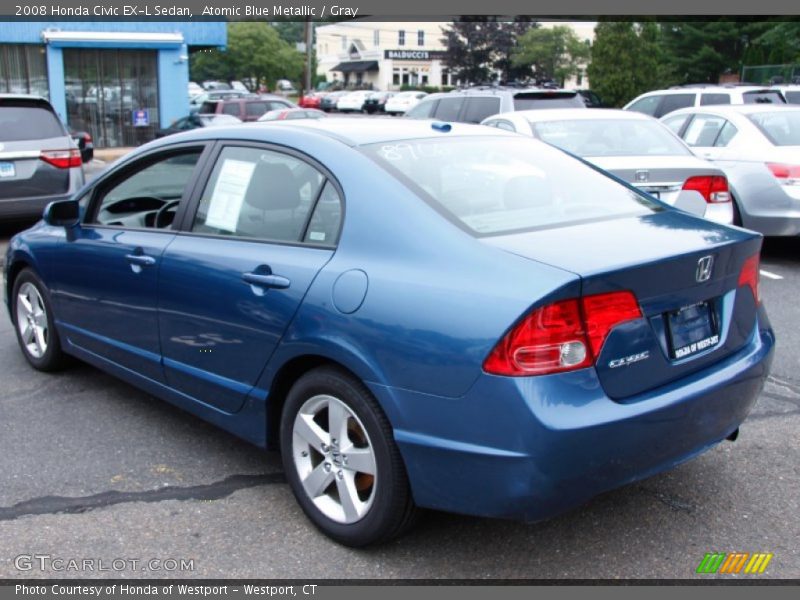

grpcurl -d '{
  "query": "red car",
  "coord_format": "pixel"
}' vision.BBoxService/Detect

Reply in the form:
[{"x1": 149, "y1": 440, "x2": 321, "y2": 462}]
[{"x1": 298, "y1": 92, "x2": 325, "y2": 109}]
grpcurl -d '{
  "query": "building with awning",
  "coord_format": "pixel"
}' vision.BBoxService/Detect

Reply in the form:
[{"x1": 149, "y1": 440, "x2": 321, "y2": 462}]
[
  {"x1": 317, "y1": 22, "x2": 456, "y2": 91},
  {"x1": 0, "y1": 21, "x2": 226, "y2": 147}
]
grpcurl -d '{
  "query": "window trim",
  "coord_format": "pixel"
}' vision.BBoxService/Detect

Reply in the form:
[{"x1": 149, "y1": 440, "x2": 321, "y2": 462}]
[
  {"x1": 81, "y1": 141, "x2": 213, "y2": 234},
  {"x1": 174, "y1": 140, "x2": 346, "y2": 250}
]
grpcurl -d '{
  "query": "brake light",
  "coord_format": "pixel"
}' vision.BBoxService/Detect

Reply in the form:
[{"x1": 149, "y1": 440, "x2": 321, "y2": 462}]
[
  {"x1": 682, "y1": 175, "x2": 731, "y2": 203},
  {"x1": 39, "y1": 149, "x2": 81, "y2": 169},
  {"x1": 766, "y1": 162, "x2": 800, "y2": 186},
  {"x1": 738, "y1": 254, "x2": 761, "y2": 305},
  {"x1": 483, "y1": 291, "x2": 642, "y2": 376}
]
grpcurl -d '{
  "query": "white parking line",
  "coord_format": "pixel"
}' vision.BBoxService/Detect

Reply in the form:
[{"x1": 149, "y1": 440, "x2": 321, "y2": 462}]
[{"x1": 760, "y1": 269, "x2": 783, "y2": 280}]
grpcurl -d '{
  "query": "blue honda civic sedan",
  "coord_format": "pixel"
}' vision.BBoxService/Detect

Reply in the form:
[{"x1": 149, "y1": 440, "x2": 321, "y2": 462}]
[{"x1": 3, "y1": 119, "x2": 774, "y2": 546}]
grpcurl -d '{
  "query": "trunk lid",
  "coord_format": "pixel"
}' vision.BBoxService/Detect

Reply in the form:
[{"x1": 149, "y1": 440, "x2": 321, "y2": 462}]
[
  {"x1": 484, "y1": 210, "x2": 761, "y2": 400},
  {"x1": 588, "y1": 155, "x2": 724, "y2": 207}
]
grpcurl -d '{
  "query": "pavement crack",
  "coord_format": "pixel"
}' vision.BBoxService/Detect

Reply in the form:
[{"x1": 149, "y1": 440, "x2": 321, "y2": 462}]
[
  {"x1": 639, "y1": 487, "x2": 695, "y2": 514},
  {"x1": 0, "y1": 473, "x2": 284, "y2": 522}
]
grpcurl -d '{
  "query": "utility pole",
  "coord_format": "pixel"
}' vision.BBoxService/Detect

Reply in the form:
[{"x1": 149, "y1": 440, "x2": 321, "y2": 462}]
[{"x1": 304, "y1": 19, "x2": 313, "y2": 94}]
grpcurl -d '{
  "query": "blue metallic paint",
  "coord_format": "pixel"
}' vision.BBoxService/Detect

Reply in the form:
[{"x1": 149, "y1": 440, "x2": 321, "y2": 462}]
[{"x1": 3, "y1": 120, "x2": 775, "y2": 521}]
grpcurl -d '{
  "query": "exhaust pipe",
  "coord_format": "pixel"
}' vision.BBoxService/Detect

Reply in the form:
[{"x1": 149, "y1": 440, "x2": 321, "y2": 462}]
[{"x1": 726, "y1": 428, "x2": 739, "y2": 442}]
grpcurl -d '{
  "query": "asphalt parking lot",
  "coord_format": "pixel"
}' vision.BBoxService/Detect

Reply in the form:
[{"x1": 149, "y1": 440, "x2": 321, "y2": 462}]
[{"x1": 0, "y1": 173, "x2": 798, "y2": 579}]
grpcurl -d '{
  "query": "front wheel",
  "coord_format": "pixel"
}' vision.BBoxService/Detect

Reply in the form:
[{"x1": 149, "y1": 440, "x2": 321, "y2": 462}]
[
  {"x1": 11, "y1": 268, "x2": 69, "y2": 371},
  {"x1": 280, "y1": 367, "x2": 417, "y2": 546}
]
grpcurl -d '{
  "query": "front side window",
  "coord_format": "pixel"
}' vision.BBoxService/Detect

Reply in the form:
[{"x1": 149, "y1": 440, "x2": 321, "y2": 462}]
[
  {"x1": 626, "y1": 95, "x2": 662, "y2": 116},
  {"x1": 93, "y1": 150, "x2": 203, "y2": 228},
  {"x1": 462, "y1": 98, "x2": 502, "y2": 123},
  {"x1": 433, "y1": 97, "x2": 465, "y2": 121},
  {"x1": 191, "y1": 146, "x2": 334, "y2": 244},
  {"x1": 363, "y1": 137, "x2": 659, "y2": 236}
]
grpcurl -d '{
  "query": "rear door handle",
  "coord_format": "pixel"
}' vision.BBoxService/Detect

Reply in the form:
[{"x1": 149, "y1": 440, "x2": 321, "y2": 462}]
[{"x1": 242, "y1": 272, "x2": 291, "y2": 290}]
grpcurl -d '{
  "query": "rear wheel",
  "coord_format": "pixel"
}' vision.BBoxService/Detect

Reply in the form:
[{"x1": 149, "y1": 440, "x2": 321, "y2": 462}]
[
  {"x1": 280, "y1": 366, "x2": 417, "y2": 546},
  {"x1": 11, "y1": 268, "x2": 68, "y2": 371}
]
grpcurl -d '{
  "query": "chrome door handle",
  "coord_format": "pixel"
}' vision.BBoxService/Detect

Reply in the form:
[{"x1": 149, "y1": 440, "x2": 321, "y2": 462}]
[
  {"x1": 242, "y1": 272, "x2": 291, "y2": 290},
  {"x1": 125, "y1": 254, "x2": 156, "y2": 267}
]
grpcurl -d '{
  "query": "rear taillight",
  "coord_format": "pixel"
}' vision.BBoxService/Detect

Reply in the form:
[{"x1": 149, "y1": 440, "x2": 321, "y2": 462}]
[
  {"x1": 738, "y1": 254, "x2": 761, "y2": 305},
  {"x1": 682, "y1": 175, "x2": 731, "y2": 203},
  {"x1": 483, "y1": 291, "x2": 642, "y2": 376},
  {"x1": 766, "y1": 162, "x2": 800, "y2": 186},
  {"x1": 39, "y1": 149, "x2": 81, "y2": 169}
]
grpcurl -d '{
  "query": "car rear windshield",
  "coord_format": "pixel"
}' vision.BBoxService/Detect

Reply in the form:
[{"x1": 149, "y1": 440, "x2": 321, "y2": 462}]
[
  {"x1": 0, "y1": 103, "x2": 65, "y2": 141},
  {"x1": 531, "y1": 118, "x2": 691, "y2": 157},
  {"x1": 362, "y1": 137, "x2": 660, "y2": 236},
  {"x1": 742, "y1": 91, "x2": 786, "y2": 104},
  {"x1": 513, "y1": 92, "x2": 584, "y2": 110},
  {"x1": 747, "y1": 110, "x2": 800, "y2": 145}
]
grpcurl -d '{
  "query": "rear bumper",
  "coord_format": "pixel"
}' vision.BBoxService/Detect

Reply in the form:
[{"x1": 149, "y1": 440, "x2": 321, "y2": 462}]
[
  {"x1": 0, "y1": 193, "x2": 72, "y2": 221},
  {"x1": 370, "y1": 311, "x2": 774, "y2": 521}
]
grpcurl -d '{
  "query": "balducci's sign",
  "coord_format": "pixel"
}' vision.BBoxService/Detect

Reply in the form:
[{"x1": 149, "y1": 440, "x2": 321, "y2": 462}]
[{"x1": 384, "y1": 50, "x2": 447, "y2": 60}]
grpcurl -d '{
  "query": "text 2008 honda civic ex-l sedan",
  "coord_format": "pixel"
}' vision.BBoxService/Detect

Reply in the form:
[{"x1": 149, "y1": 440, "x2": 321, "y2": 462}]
[{"x1": 3, "y1": 119, "x2": 774, "y2": 547}]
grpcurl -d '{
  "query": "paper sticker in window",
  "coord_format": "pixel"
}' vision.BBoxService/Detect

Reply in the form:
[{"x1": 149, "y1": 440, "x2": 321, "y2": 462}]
[{"x1": 204, "y1": 158, "x2": 256, "y2": 232}]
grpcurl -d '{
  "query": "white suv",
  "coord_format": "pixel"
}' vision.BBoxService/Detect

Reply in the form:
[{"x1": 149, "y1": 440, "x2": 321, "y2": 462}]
[
  {"x1": 624, "y1": 85, "x2": 785, "y2": 118},
  {"x1": 772, "y1": 85, "x2": 800, "y2": 104}
]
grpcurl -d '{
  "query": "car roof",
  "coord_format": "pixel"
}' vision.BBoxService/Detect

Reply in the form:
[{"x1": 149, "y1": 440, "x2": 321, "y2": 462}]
[
  {"x1": 663, "y1": 104, "x2": 800, "y2": 117},
  {"x1": 0, "y1": 93, "x2": 51, "y2": 102},
  {"x1": 638, "y1": 85, "x2": 775, "y2": 97},
  {"x1": 491, "y1": 108, "x2": 648, "y2": 122},
  {"x1": 163, "y1": 117, "x2": 517, "y2": 148}
]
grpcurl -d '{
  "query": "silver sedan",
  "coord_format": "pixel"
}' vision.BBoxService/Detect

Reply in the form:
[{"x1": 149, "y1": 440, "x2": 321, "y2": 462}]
[
  {"x1": 482, "y1": 108, "x2": 734, "y2": 225},
  {"x1": 662, "y1": 104, "x2": 800, "y2": 236}
]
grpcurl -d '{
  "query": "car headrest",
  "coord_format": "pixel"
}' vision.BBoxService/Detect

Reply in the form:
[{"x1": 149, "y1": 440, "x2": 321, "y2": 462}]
[{"x1": 244, "y1": 162, "x2": 301, "y2": 211}]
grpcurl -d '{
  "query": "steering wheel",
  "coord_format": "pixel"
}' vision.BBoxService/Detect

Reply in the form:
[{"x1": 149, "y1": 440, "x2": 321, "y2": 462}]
[{"x1": 154, "y1": 200, "x2": 181, "y2": 229}]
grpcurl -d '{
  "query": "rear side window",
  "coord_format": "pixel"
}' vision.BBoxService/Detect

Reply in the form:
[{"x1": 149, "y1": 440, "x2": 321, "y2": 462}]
[
  {"x1": 700, "y1": 93, "x2": 730, "y2": 105},
  {"x1": 245, "y1": 102, "x2": 269, "y2": 117},
  {"x1": 655, "y1": 94, "x2": 695, "y2": 117},
  {"x1": 303, "y1": 181, "x2": 343, "y2": 245},
  {"x1": 0, "y1": 103, "x2": 65, "y2": 141},
  {"x1": 743, "y1": 91, "x2": 785, "y2": 105},
  {"x1": 200, "y1": 101, "x2": 218, "y2": 114},
  {"x1": 462, "y1": 98, "x2": 502, "y2": 123},
  {"x1": 784, "y1": 91, "x2": 800, "y2": 104},
  {"x1": 434, "y1": 97, "x2": 465, "y2": 121},
  {"x1": 683, "y1": 114, "x2": 726, "y2": 146},
  {"x1": 191, "y1": 146, "x2": 328, "y2": 243},
  {"x1": 363, "y1": 137, "x2": 659, "y2": 236},
  {"x1": 513, "y1": 92, "x2": 584, "y2": 110},
  {"x1": 222, "y1": 103, "x2": 241, "y2": 116},
  {"x1": 715, "y1": 121, "x2": 738, "y2": 147}
]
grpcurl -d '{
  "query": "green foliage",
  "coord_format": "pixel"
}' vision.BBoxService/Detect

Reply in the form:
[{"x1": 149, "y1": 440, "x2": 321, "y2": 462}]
[
  {"x1": 190, "y1": 23, "x2": 304, "y2": 90},
  {"x1": 512, "y1": 26, "x2": 590, "y2": 86},
  {"x1": 440, "y1": 18, "x2": 538, "y2": 84},
  {"x1": 586, "y1": 21, "x2": 670, "y2": 107},
  {"x1": 659, "y1": 20, "x2": 751, "y2": 84}
]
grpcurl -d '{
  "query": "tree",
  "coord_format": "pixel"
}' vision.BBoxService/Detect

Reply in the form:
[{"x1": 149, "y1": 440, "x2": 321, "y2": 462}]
[
  {"x1": 512, "y1": 25, "x2": 590, "y2": 86},
  {"x1": 190, "y1": 23, "x2": 303, "y2": 90},
  {"x1": 586, "y1": 21, "x2": 667, "y2": 107},
  {"x1": 659, "y1": 20, "x2": 751, "y2": 84},
  {"x1": 440, "y1": 19, "x2": 538, "y2": 85}
]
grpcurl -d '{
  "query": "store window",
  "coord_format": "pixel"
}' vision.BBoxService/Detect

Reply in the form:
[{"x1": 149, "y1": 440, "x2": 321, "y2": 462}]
[
  {"x1": 418, "y1": 31, "x2": 425, "y2": 46},
  {"x1": 0, "y1": 44, "x2": 49, "y2": 98},
  {"x1": 398, "y1": 30, "x2": 405, "y2": 46},
  {"x1": 64, "y1": 48, "x2": 159, "y2": 148}
]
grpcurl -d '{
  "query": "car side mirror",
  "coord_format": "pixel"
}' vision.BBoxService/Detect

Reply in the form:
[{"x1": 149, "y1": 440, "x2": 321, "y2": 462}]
[{"x1": 43, "y1": 199, "x2": 80, "y2": 228}]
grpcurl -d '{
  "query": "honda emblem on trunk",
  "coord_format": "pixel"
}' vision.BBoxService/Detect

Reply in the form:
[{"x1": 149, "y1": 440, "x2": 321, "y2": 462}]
[
  {"x1": 635, "y1": 169, "x2": 649, "y2": 182},
  {"x1": 696, "y1": 256, "x2": 714, "y2": 283}
]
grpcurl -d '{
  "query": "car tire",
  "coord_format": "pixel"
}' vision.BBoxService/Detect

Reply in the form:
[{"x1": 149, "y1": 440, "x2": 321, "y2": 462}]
[
  {"x1": 732, "y1": 197, "x2": 743, "y2": 227},
  {"x1": 280, "y1": 366, "x2": 417, "y2": 547},
  {"x1": 11, "y1": 268, "x2": 69, "y2": 371}
]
